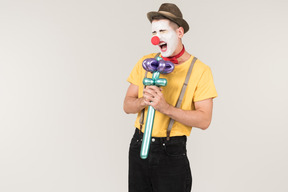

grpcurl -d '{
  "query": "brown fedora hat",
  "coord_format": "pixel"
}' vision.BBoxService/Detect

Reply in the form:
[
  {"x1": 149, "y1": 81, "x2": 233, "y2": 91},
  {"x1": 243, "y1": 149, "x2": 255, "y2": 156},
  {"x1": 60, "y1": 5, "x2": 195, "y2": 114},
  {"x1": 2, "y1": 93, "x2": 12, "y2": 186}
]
[{"x1": 147, "y1": 3, "x2": 189, "y2": 33}]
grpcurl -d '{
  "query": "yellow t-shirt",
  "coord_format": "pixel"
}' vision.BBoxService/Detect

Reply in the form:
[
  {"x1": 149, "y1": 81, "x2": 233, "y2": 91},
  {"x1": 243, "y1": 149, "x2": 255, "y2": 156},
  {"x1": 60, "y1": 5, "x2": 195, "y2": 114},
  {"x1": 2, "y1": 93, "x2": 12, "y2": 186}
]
[{"x1": 127, "y1": 53, "x2": 218, "y2": 137}]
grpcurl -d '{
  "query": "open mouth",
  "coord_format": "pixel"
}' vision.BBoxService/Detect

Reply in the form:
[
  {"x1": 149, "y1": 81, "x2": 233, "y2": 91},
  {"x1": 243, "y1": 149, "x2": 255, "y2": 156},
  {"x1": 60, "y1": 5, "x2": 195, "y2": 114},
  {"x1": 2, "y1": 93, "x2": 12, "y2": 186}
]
[{"x1": 159, "y1": 41, "x2": 167, "y2": 52}]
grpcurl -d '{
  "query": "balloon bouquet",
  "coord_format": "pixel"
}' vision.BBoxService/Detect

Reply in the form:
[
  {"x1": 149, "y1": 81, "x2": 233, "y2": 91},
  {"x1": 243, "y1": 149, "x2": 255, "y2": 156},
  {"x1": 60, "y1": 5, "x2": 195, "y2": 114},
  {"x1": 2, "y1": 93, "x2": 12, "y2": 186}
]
[{"x1": 140, "y1": 36, "x2": 175, "y2": 159}]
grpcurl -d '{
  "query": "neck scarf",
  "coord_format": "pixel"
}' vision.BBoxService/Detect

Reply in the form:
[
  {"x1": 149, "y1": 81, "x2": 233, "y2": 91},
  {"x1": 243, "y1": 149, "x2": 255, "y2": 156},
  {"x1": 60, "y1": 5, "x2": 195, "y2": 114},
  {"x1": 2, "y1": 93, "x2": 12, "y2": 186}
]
[{"x1": 162, "y1": 45, "x2": 185, "y2": 64}]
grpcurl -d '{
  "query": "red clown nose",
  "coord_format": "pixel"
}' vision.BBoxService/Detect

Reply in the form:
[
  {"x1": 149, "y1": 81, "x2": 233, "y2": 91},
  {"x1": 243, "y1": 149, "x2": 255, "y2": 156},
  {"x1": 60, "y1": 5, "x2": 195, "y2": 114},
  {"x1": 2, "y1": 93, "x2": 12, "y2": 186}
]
[{"x1": 151, "y1": 36, "x2": 160, "y2": 45}]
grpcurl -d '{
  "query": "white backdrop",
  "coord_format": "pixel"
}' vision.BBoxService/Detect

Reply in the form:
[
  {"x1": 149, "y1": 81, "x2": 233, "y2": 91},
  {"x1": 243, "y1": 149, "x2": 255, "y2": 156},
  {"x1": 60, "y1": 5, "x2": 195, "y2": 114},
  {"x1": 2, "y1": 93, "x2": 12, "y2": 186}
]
[{"x1": 0, "y1": 0, "x2": 287, "y2": 191}]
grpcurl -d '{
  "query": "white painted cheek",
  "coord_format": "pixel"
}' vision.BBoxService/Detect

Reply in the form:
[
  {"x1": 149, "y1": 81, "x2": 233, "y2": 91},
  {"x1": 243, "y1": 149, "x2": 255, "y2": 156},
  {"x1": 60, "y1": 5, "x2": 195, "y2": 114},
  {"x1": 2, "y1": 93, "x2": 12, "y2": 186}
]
[{"x1": 161, "y1": 31, "x2": 178, "y2": 57}]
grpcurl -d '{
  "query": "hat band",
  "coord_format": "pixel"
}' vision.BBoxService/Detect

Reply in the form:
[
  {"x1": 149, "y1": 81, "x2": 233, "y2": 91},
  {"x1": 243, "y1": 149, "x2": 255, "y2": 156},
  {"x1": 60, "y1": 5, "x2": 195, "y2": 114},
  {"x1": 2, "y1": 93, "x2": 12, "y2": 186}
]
[{"x1": 158, "y1": 11, "x2": 181, "y2": 19}]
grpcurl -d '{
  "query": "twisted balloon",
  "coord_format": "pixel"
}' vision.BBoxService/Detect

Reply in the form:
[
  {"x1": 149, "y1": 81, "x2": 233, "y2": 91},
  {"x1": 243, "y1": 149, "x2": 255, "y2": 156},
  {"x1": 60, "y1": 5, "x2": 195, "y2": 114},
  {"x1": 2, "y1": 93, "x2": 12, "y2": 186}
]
[
  {"x1": 142, "y1": 58, "x2": 174, "y2": 74},
  {"x1": 140, "y1": 57, "x2": 174, "y2": 159}
]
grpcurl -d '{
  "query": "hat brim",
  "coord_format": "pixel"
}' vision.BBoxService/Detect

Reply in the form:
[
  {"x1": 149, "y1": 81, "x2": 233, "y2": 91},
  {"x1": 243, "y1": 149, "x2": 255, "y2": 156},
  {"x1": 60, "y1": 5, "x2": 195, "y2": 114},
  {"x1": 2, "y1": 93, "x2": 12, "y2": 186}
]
[{"x1": 147, "y1": 11, "x2": 189, "y2": 33}]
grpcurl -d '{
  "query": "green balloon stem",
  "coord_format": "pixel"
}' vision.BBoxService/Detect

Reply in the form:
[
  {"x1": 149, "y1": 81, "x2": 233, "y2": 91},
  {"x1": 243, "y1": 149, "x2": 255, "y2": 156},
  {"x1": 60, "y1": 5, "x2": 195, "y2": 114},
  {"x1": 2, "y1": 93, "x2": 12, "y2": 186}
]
[{"x1": 140, "y1": 71, "x2": 166, "y2": 159}]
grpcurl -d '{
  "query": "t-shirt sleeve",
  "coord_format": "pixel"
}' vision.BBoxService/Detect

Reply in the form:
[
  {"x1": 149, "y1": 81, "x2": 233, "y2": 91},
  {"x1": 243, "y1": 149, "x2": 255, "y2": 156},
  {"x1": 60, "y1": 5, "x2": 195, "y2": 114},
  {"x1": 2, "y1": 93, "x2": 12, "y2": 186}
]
[
  {"x1": 127, "y1": 58, "x2": 142, "y2": 86},
  {"x1": 193, "y1": 66, "x2": 218, "y2": 102}
]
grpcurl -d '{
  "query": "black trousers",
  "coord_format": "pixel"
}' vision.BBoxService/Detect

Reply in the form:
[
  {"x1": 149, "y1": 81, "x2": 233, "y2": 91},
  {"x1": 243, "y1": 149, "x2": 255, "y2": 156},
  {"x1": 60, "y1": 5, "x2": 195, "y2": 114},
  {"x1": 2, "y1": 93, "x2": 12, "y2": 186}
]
[{"x1": 129, "y1": 128, "x2": 192, "y2": 192}]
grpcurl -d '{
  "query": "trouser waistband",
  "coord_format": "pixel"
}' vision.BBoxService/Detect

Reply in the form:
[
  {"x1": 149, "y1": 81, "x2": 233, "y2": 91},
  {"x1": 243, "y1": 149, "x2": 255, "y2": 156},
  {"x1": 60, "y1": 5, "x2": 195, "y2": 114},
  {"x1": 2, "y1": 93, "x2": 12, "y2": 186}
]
[{"x1": 133, "y1": 128, "x2": 187, "y2": 144}]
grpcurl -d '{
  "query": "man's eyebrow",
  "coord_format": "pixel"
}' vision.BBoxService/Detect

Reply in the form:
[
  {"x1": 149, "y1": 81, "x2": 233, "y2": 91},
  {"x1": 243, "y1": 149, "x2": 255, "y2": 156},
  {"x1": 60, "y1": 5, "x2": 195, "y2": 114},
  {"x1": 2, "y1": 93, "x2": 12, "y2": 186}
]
[{"x1": 152, "y1": 31, "x2": 156, "y2": 33}]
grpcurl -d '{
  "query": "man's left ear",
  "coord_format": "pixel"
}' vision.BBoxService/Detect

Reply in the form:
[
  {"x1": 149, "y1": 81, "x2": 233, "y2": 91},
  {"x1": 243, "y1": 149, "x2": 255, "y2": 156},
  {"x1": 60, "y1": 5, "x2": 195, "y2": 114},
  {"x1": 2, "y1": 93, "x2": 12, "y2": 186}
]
[{"x1": 177, "y1": 27, "x2": 184, "y2": 38}]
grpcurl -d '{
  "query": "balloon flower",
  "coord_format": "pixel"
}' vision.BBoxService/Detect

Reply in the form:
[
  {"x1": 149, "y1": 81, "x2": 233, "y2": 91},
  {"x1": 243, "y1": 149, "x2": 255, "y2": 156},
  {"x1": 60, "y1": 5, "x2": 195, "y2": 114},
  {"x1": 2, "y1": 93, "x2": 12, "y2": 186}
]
[{"x1": 140, "y1": 57, "x2": 174, "y2": 159}]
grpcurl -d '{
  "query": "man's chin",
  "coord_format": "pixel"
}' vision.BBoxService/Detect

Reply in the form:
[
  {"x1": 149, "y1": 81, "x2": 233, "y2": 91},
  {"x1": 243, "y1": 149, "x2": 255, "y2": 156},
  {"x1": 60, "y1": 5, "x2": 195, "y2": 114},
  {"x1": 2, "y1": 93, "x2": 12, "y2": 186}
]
[{"x1": 161, "y1": 51, "x2": 172, "y2": 57}]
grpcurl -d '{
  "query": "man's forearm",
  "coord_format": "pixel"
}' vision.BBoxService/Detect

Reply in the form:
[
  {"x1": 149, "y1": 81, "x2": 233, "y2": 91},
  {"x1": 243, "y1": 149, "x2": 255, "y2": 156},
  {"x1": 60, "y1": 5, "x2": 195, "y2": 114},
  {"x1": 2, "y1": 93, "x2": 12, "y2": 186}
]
[
  {"x1": 123, "y1": 96, "x2": 146, "y2": 114},
  {"x1": 163, "y1": 105, "x2": 212, "y2": 130}
]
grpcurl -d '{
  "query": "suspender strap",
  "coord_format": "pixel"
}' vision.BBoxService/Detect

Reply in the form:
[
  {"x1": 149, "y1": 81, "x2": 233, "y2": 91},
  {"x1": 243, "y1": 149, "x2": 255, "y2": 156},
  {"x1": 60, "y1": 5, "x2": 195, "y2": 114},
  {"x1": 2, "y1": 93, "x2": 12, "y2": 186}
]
[
  {"x1": 139, "y1": 53, "x2": 161, "y2": 133},
  {"x1": 166, "y1": 56, "x2": 197, "y2": 140}
]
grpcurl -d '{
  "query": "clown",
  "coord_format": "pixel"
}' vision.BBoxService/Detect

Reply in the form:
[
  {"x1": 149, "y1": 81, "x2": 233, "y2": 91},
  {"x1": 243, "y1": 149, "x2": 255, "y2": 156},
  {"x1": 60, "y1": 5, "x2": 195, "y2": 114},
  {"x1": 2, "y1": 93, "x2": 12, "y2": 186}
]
[
  {"x1": 152, "y1": 19, "x2": 180, "y2": 57},
  {"x1": 151, "y1": 19, "x2": 188, "y2": 64},
  {"x1": 124, "y1": 3, "x2": 218, "y2": 192}
]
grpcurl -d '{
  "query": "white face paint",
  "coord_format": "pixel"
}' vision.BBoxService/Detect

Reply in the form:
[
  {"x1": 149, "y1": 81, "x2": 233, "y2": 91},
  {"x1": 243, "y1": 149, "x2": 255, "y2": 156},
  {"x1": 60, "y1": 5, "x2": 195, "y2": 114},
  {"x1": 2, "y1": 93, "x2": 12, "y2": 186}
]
[{"x1": 151, "y1": 20, "x2": 179, "y2": 57}]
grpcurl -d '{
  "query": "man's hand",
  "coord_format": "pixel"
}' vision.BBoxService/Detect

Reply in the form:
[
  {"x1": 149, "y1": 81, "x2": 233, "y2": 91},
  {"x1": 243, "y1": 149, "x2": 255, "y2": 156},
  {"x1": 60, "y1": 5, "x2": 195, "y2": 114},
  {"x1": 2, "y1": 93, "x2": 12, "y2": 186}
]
[{"x1": 143, "y1": 86, "x2": 170, "y2": 114}]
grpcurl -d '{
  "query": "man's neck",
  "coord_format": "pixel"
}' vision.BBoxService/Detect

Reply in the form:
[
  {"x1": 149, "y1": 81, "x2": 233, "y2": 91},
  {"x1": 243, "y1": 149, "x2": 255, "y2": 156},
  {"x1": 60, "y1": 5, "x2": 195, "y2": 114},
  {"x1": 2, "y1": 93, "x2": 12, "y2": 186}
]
[
  {"x1": 177, "y1": 51, "x2": 191, "y2": 64},
  {"x1": 170, "y1": 43, "x2": 191, "y2": 64}
]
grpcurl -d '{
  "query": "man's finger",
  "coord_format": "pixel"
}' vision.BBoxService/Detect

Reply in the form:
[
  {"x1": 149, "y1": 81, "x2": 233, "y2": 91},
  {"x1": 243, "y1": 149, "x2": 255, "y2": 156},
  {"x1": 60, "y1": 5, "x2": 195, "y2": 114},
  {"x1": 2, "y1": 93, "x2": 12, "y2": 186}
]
[
  {"x1": 146, "y1": 86, "x2": 161, "y2": 95},
  {"x1": 144, "y1": 89, "x2": 158, "y2": 97}
]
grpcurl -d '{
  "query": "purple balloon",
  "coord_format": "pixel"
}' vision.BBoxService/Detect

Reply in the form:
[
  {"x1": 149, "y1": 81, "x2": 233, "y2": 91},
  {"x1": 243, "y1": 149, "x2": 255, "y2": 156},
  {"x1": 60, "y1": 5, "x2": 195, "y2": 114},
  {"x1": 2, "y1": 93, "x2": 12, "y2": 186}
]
[
  {"x1": 142, "y1": 58, "x2": 174, "y2": 74},
  {"x1": 161, "y1": 60, "x2": 175, "y2": 74},
  {"x1": 156, "y1": 60, "x2": 166, "y2": 72},
  {"x1": 142, "y1": 58, "x2": 158, "y2": 72}
]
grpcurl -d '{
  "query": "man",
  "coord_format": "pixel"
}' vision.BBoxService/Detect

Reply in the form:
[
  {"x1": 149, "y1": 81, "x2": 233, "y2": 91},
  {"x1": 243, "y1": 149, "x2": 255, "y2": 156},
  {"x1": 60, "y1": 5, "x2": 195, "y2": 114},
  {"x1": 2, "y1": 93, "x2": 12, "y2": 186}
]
[{"x1": 123, "y1": 3, "x2": 218, "y2": 192}]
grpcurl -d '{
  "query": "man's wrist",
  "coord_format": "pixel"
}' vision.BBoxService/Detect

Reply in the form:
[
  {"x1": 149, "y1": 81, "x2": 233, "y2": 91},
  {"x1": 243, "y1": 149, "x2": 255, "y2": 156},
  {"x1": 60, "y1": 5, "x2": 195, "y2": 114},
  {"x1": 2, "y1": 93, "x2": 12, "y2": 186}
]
[
  {"x1": 163, "y1": 103, "x2": 173, "y2": 116},
  {"x1": 139, "y1": 97, "x2": 146, "y2": 109}
]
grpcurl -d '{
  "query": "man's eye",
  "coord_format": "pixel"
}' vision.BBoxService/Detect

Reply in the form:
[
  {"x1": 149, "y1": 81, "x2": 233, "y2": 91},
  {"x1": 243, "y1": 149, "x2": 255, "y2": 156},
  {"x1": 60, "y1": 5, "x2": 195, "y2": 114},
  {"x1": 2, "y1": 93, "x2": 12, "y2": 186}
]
[
  {"x1": 159, "y1": 30, "x2": 167, "y2": 33},
  {"x1": 152, "y1": 32, "x2": 157, "y2": 35}
]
